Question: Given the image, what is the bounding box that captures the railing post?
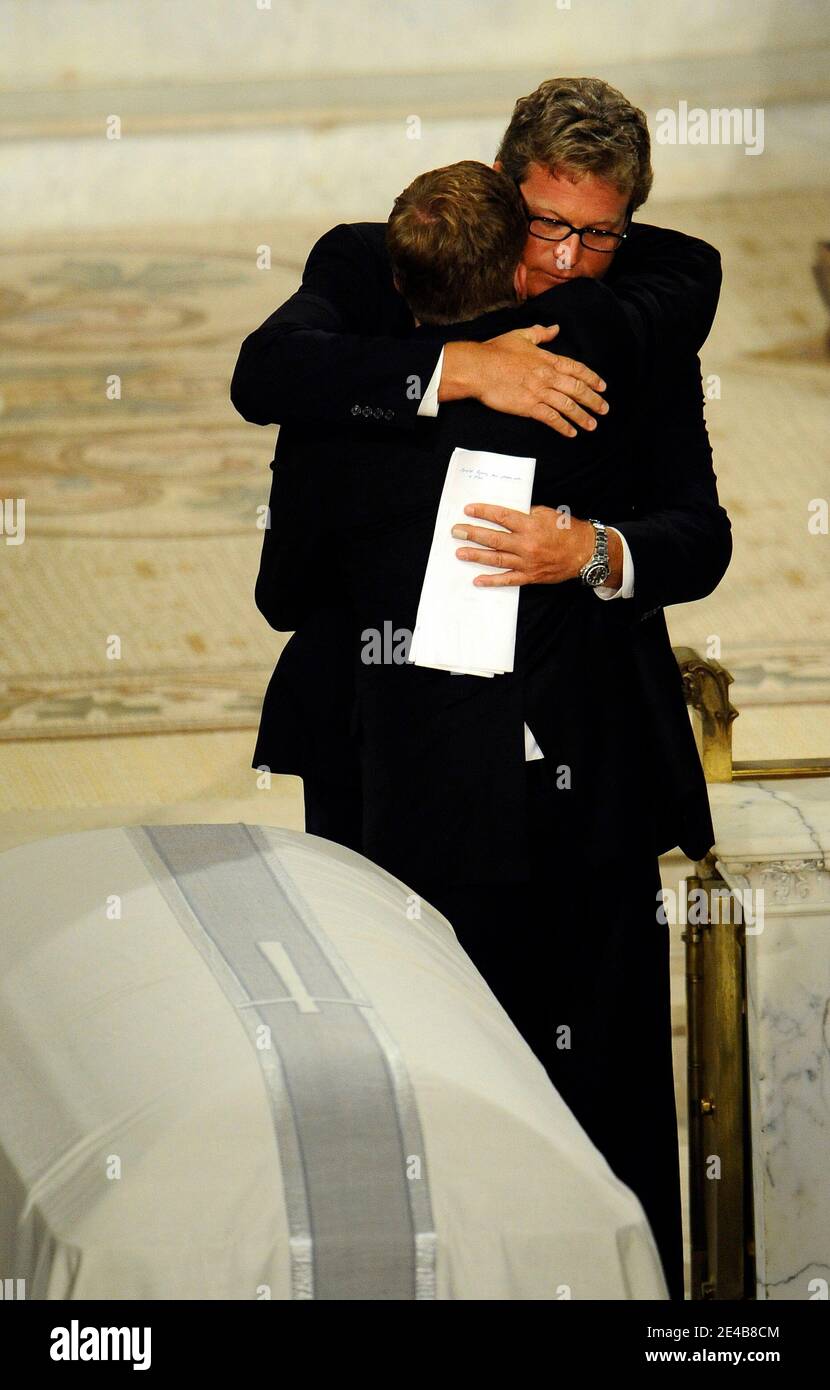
[674,647,739,783]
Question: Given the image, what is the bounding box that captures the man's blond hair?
[386,161,528,325]
[496,76,653,210]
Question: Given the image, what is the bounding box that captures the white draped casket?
[0,823,668,1300]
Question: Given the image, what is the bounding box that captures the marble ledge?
[707,778,830,914]
[709,778,830,867]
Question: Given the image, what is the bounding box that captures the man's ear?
[513,261,528,301]
[493,159,502,172]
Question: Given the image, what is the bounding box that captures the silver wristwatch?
[578,519,610,587]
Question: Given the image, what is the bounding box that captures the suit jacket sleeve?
[561,227,730,613]
[606,353,732,612]
[597,221,722,366]
[230,223,442,429]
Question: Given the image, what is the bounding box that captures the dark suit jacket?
[232,221,732,868]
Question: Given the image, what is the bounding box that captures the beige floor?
[2,188,829,1299]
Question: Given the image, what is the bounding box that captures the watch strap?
[579,519,610,587]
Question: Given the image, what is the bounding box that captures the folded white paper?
[409,446,536,677]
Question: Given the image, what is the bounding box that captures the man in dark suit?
[233,77,730,874]
[266,160,722,891]
[231,82,732,1300]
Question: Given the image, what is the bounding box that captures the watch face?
[584,562,610,587]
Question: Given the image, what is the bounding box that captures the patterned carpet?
[656,191,830,756]
[0,239,304,740]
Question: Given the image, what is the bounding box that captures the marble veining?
[713,777,830,1300]
[711,778,830,867]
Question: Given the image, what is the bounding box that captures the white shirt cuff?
[417,348,444,417]
[593,527,635,600]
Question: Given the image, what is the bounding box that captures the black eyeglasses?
[516,186,631,253]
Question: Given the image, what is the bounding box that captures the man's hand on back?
[439,325,609,437]
[450,504,624,589]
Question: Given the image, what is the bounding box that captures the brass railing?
[673,647,830,1300]
[674,646,830,783]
